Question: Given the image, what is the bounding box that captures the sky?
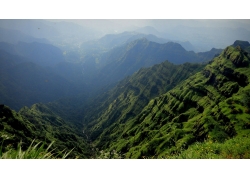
[2,18,249,52]
[2,1,250,48]
[50,19,250,31]
[39,19,250,52]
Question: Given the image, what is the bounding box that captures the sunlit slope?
[98,45,250,158]
[84,61,204,147]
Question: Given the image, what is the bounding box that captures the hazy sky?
[48,19,250,32]
[1,19,250,52]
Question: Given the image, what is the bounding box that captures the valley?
[1,19,250,159]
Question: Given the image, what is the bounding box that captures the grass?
[0,140,73,159]
[165,136,250,159]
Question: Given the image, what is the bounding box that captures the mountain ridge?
[97,44,250,158]
[79,41,250,158]
[91,38,220,90]
[1,39,250,159]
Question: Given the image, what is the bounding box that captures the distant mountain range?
[80,31,196,55]
[0,41,64,67]
[0,48,78,110]
[90,38,222,88]
[0,37,222,111]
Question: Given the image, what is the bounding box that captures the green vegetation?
[0,140,73,159]
[0,104,92,158]
[135,136,250,159]
[163,136,250,159]
[1,41,250,159]
[83,61,204,149]
[87,44,250,159]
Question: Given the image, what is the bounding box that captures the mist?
[1,19,249,52]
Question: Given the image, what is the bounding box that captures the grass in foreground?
[0,140,73,159]
[165,136,250,159]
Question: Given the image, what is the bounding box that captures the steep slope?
[83,61,204,146]
[93,38,208,88]
[100,38,199,65]
[92,44,250,158]
[0,104,92,158]
[232,40,250,54]
[0,104,36,151]
[79,31,197,71]
[74,37,221,94]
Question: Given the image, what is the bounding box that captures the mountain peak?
[223,45,250,67]
[128,37,150,47]
[135,37,149,42]
[232,40,250,49]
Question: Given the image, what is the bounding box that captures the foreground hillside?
[0,104,92,158]
[90,44,250,158]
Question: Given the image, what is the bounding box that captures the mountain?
[0,36,221,111]
[91,38,214,88]
[0,50,78,110]
[83,61,204,144]
[135,26,163,38]
[197,48,223,62]
[90,43,250,158]
[232,40,250,54]
[80,31,169,56]
[69,38,223,96]
[134,27,195,51]
[1,40,250,159]
[0,104,92,158]
[0,41,64,67]
[2,20,250,159]
[80,31,195,57]
[177,41,195,51]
